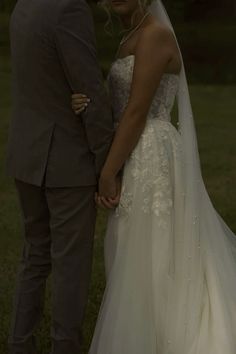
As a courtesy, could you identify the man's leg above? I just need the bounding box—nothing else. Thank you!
[46,185,97,354]
[8,180,52,354]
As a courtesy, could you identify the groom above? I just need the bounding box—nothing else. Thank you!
[6,0,115,353]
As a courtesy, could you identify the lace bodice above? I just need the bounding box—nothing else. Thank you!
[106,54,182,225]
[108,55,179,125]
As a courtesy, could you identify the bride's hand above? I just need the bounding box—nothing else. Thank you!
[99,172,117,199]
[72,93,90,115]
[96,174,122,209]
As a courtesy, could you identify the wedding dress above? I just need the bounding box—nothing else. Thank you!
[89,3,236,354]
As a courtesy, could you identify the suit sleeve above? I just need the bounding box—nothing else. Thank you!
[54,0,114,178]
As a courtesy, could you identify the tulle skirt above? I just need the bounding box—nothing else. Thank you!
[89,118,236,354]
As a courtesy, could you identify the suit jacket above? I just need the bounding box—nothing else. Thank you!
[6,0,114,187]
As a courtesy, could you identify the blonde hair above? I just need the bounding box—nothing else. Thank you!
[98,0,153,35]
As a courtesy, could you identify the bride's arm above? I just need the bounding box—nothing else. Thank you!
[99,24,175,196]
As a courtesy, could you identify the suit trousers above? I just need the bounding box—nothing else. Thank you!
[8,179,97,354]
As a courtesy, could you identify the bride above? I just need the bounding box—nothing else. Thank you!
[72,0,236,353]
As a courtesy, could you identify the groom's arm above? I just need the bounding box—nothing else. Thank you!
[55,0,114,178]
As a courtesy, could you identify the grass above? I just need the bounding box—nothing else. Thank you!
[0,9,236,354]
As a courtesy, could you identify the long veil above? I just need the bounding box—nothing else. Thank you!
[148,1,236,352]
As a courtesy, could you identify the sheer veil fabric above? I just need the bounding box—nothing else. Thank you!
[149,1,236,353]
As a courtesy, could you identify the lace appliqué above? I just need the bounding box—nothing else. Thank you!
[115,121,182,227]
[109,55,181,227]
[114,185,133,218]
[108,55,179,125]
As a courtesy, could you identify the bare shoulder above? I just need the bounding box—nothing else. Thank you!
[136,20,176,51]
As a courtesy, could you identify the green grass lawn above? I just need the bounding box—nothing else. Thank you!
[0,10,236,354]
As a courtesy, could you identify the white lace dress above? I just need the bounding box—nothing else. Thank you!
[89,55,236,354]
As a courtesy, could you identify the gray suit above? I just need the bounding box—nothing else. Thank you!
[7,0,114,187]
[7,0,114,353]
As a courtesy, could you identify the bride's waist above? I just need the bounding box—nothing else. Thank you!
[147,109,171,122]
[145,114,179,136]
[113,109,172,129]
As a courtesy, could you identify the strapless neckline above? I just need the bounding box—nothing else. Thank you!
[108,53,180,124]
[111,54,180,79]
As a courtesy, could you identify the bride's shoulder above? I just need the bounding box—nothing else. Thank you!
[139,17,175,43]
[138,20,176,50]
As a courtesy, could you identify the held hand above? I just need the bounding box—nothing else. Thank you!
[72,93,90,115]
[96,174,122,210]
[99,172,117,199]
[95,192,115,210]
[95,191,118,210]
[105,176,121,207]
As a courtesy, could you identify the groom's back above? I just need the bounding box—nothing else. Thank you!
[7,0,114,187]
[10,0,75,128]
